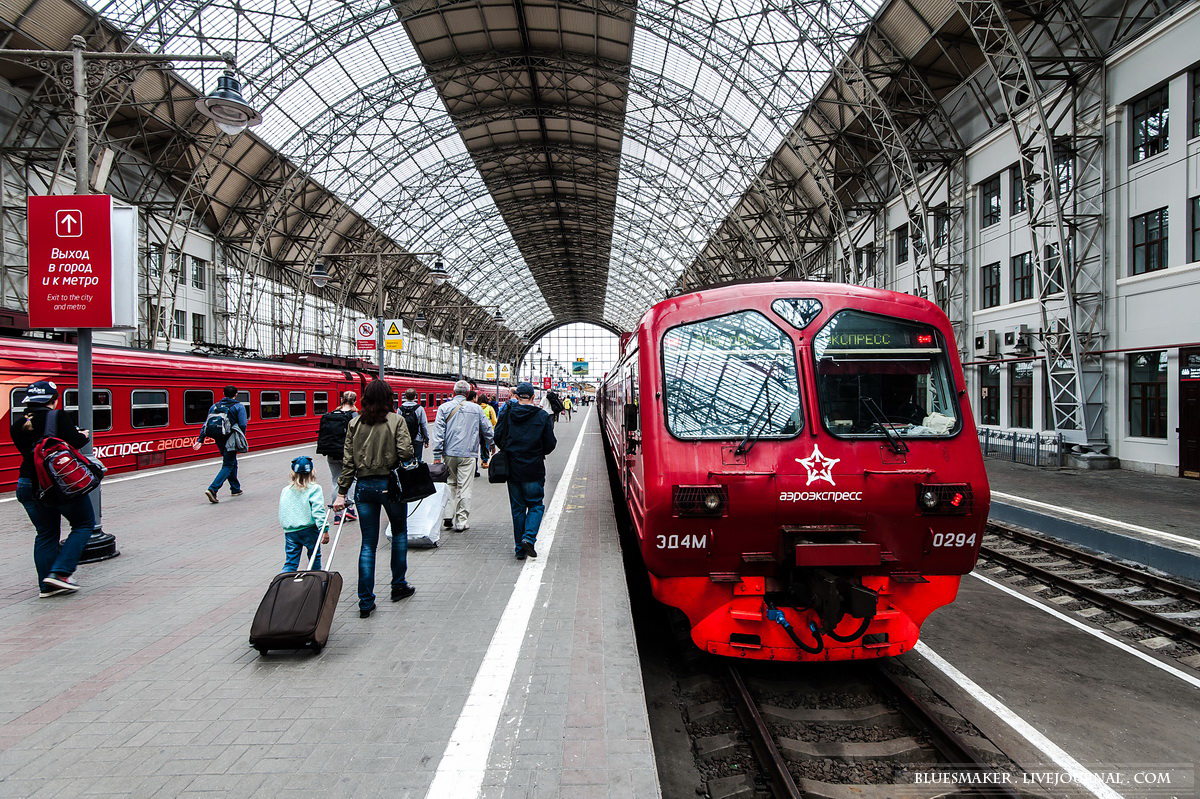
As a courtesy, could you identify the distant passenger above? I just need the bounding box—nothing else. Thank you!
[332,378,415,618]
[399,388,430,462]
[192,385,248,504]
[10,380,94,597]
[278,456,329,572]
[562,396,573,422]
[476,393,497,471]
[432,379,494,532]
[315,391,358,523]
[494,382,557,560]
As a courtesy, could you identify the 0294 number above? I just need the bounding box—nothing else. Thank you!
[932,533,976,548]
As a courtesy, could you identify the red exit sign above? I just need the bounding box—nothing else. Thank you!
[27,195,114,329]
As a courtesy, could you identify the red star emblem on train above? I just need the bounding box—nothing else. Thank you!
[797,445,840,486]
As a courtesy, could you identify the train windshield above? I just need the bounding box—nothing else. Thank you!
[813,310,961,438]
[662,310,802,440]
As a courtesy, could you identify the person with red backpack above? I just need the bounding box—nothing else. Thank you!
[9,380,95,597]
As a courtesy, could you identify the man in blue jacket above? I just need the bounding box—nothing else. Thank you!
[494,382,557,559]
[192,385,248,504]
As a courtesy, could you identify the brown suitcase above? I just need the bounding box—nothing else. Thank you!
[249,514,345,654]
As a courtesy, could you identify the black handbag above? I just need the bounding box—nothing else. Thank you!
[427,461,450,483]
[390,459,436,502]
[487,450,510,484]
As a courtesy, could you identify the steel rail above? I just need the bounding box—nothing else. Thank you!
[724,664,804,799]
[871,666,1024,799]
[988,522,1200,605]
[980,540,1200,649]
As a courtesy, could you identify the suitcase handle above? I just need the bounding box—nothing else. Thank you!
[305,509,347,572]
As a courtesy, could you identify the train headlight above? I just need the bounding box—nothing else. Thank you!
[915,483,973,515]
[673,485,728,517]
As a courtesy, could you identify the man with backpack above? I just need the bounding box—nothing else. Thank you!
[399,388,430,462]
[191,385,248,504]
[316,391,359,523]
[10,380,95,597]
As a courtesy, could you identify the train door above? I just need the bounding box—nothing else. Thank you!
[1181,348,1200,479]
[622,354,643,513]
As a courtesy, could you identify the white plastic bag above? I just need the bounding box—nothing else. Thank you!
[385,482,446,548]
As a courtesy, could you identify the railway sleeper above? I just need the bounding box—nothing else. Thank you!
[777,736,935,763]
[795,777,974,799]
[758,703,899,726]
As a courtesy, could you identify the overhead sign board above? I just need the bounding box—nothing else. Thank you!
[484,364,496,380]
[27,194,114,329]
[500,364,511,380]
[542,377,552,390]
[572,359,589,375]
[356,320,375,351]
[383,319,405,351]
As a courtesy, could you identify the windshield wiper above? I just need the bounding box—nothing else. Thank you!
[860,396,909,455]
[736,400,779,456]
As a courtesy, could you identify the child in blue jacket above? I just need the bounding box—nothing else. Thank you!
[278,456,330,572]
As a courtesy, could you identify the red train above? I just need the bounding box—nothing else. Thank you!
[600,281,990,662]
[1,339,505,492]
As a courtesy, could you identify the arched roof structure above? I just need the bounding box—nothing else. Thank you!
[0,0,1182,378]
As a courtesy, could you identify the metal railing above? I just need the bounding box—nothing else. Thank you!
[978,427,1065,467]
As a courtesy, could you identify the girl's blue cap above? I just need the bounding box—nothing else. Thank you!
[291,456,314,474]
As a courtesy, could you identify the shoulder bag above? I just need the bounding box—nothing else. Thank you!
[487,449,510,484]
[389,459,436,503]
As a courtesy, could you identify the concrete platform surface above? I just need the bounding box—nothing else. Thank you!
[0,410,660,799]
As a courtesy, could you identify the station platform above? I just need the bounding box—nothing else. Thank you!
[984,459,1200,581]
[0,410,660,799]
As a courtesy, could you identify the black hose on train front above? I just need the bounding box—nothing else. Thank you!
[764,600,823,654]
[821,615,872,643]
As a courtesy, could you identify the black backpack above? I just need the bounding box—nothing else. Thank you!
[399,404,422,442]
[203,400,237,438]
[316,410,353,455]
[546,391,564,414]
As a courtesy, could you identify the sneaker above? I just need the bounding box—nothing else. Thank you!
[454,523,470,532]
[359,605,376,618]
[39,586,73,597]
[391,584,416,601]
[333,514,343,525]
[205,489,219,504]
[230,489,244,497]
[443,519,453,529]
[515,550,527,561]
[522,541,538,559]
[43,575,79,592]
[344,511,358,522]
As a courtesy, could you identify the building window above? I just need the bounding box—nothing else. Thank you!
[981,262,1001,308]
[980,174,1002,227]
[172,309,186,340]
[933,207,950,249]
[1010,166,1027,215]
[1011,253,1033,301]
[854,247,876,277]
[147,246,163,281]
[1131,85,1169,162]
[192,313,205,343]
[1128,351,1167,438]
[169,252,184,284]
[1010,362,1033,429]
[190,256,207,290]
[1192,67,1200,139]
[1044,244,1065,294]
[1191,196,1200,262]
[1132,207,1169,275]
[979,364,1000,426]
[893,225,909,264]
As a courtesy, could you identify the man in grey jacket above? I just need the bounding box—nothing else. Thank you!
[433,380,495,532]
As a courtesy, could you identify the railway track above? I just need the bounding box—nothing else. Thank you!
[677,658,1028,799]
[979,522,1200,667]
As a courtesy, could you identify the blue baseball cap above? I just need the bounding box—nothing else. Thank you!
[514,382,535,397]
[291,456,314,474]
[23,380,58,405]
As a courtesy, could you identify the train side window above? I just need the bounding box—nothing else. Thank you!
[236,391,252,420]
[289,391,306,417]
[131,390,169,428]
[313,392,329,415]
[421,393,428,407]
[63,389,113,432]
[261,391,282,420]
[184,390,214,426]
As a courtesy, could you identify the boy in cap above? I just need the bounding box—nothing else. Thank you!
[9,380,95,596]
[494,382,557,560]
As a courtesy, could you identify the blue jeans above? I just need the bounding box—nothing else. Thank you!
[283,525,322,572]
[507,479,546,554]
[208,442,241,494]
[16,477,95,591]
[353,477,408,611]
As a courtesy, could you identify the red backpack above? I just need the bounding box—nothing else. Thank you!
[31,410,105,504]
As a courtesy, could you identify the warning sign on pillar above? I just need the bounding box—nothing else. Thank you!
[27,194,114,329]
[356,320,376,351]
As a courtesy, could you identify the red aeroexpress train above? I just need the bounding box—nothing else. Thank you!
[600,281,989,662]
[0,339,495,492]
